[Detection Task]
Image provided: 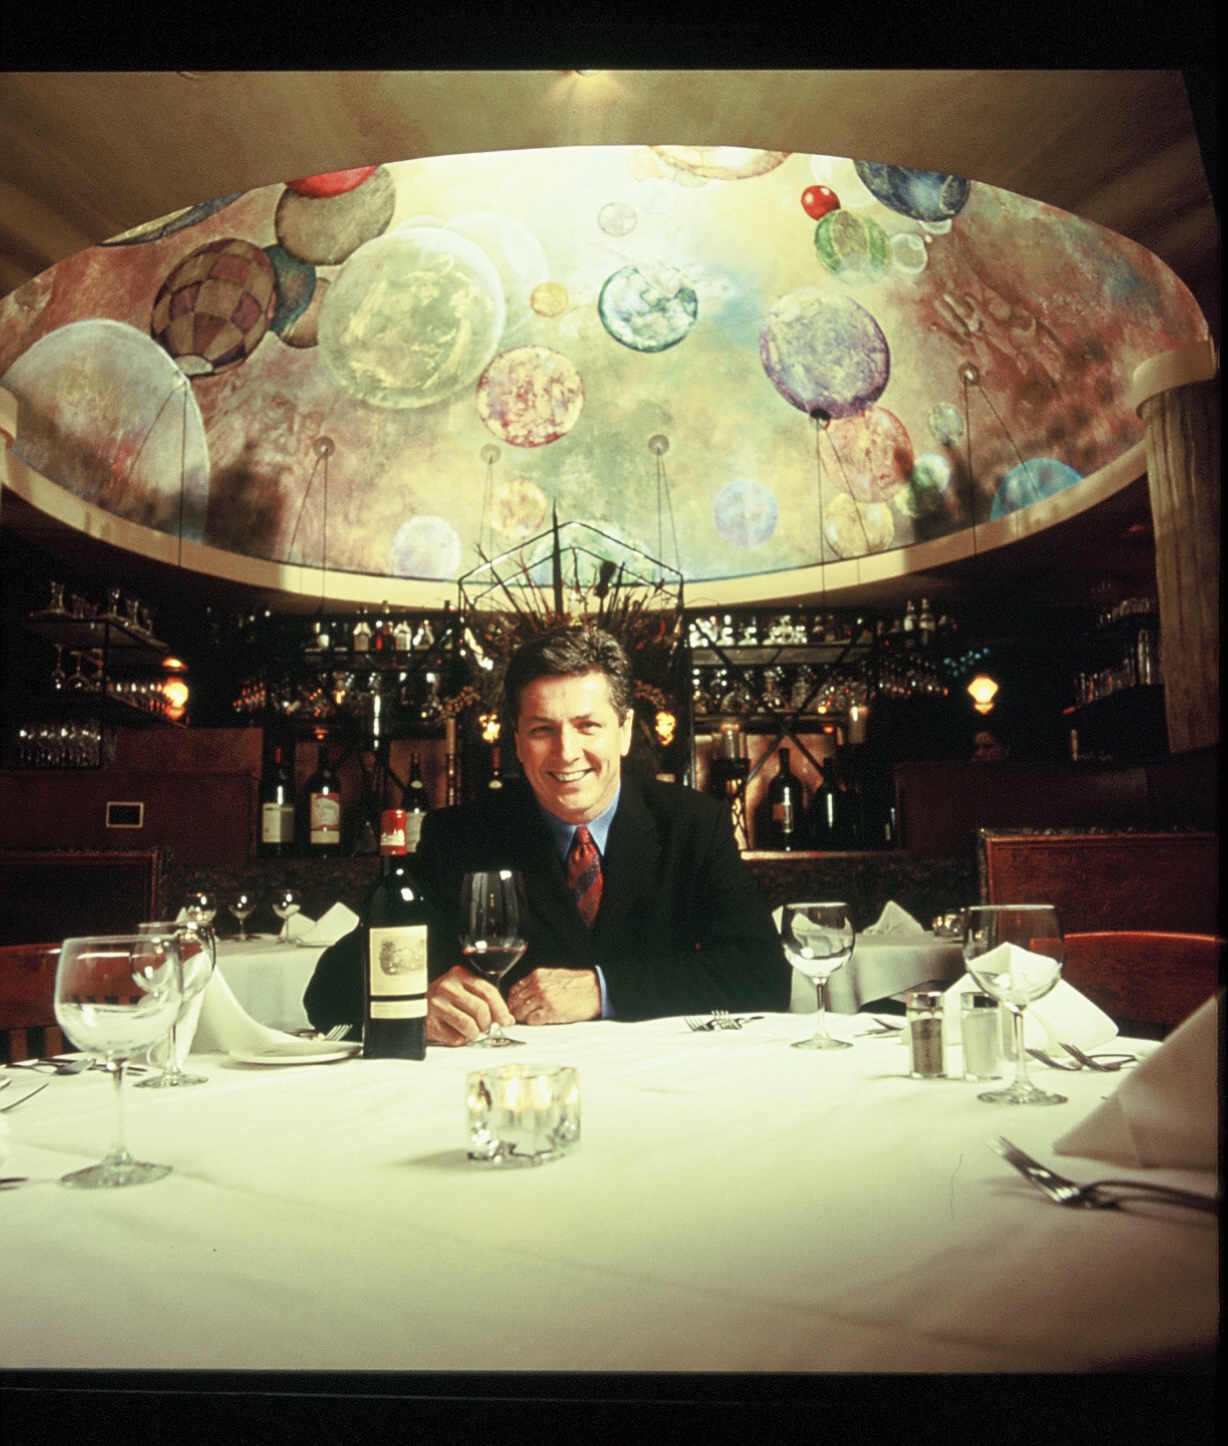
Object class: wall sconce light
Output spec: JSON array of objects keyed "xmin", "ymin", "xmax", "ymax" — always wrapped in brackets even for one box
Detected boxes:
[
  {"xmin": 479, "ymin": 712, "xmax": 501, "ymax": 744},
  {"xmin": 967, "ymin": 673, "xmax": 999, "ymax": 714},
  {"xmin": 161, "ymin": 671, "xmax": 189, "ymax": 720}
]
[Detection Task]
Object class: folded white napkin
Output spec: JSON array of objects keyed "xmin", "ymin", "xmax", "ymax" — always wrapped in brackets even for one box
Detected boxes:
[
  {"xmin": 863, "ymin": 900, "xmax": 925, "ymax": 935},
  {"xmin": 188, "ymin": 967, "xmax": 307, "ymax": 1055},
  {"xmin": 1054, "ymin": 992, "xmax": 1220, "ymax": 1169},
  {"xmin": 943, "ymin": 967, "xmax": 1118, "ymax": 1053},
  {"xmin": 292, "ymin": 902, "xmax": 360, "ymax": 946}
]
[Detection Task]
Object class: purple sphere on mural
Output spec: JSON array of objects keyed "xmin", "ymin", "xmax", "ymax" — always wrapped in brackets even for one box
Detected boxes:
[
  {"xmin": 713, "ymin": 478, "xmax": 779, "ymax": 549},
  {"xmin": 760, "ymin": 289, "xmax": 890, "ymax": 421}
]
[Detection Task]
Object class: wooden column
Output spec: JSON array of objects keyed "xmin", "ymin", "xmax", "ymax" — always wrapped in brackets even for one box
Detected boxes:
[{"xmin": 1133, "ymin": 343, "xmax": 1220, "ymax": 755}]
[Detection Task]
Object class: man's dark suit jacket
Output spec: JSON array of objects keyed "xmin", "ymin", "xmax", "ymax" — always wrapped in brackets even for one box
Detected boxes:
[{"xmin": 303, "ymin": 776, "xmax": 790, "ymax": 1031}]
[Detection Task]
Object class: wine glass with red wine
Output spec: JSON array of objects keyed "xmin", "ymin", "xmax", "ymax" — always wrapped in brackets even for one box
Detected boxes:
[{"xmin": 459, "ymin": 870, "xmax": 529, "ymax": 1048}]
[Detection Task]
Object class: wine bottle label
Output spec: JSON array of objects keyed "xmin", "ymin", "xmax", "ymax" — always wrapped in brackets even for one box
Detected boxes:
[
  {"xmin": 404, "ymin": 812, "xmax": 426, "ymax": 851},
  {"xmin": 261, "ymin": 803, "xmax": 295, "ymax": 844},
  {"xmin": 310, "ymin": 793, "xmax": 341, "ymax": 843},
  {"xmin": 367, "ymin": 925, "xmax": 428, "ymax": 1018},
  {"xmin": 772, "ymin": 800, "xmax": 794, "ymax": 827}
]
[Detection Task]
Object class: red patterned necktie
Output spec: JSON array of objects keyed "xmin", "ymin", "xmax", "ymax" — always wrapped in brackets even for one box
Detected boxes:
[{"xmin": 565, "ymin": 825, "xmax": 603, "ymax": 930}]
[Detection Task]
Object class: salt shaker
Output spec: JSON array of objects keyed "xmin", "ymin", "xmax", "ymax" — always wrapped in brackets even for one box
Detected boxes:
[
  {"xmin": 960, "ymin": 991, "xmax": 1003, "ymax": 1080},
  {"xmin": 906, "ymin": 990, "xmax": 946, "ymax": 1079}
]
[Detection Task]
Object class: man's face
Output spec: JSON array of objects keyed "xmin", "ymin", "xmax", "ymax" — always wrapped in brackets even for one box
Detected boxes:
[
  {"xmin": 972, "ymin": 730, "xmax": 1009, "ymax": 763},
  {"xmin": 513, "ymin": 671, "xmax": 633, "ymax": 824}
]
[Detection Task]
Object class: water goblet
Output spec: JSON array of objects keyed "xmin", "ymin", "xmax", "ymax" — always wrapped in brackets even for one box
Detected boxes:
[
  {"xmin": 135, "ymin": 921, "xmax": 216, "ymax": 1089},
  {"xmin": 962, "ymin": 904, "xmax": 1066, "ymax": 1105},
  {"xmin": 272, "ymin": 887, "xmax": 303, "ymax": 944},
  {"xmin": 459, "ymin": 870, "xmax": 529, "ymax": 1047},
  {"xmin": 228, "ymin": 890, "xmax": 256, "ymax": 941},
  {"xmin": 781, "ymin": 902, "xmax": 855, "ymax": 1050},
  {"xmin": 53, "ymin": 933, "xmax": 185, "ymax": 1187}
]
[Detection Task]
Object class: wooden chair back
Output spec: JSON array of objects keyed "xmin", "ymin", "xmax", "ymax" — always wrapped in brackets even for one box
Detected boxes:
[
  {"xmin": 0, "ymin": 941, "xmax": 65, "ymax": 1064},
  {"xmin": 977, "ymin": 830, "xmax": 1219, "ymax": 935},
  {"xmin": 1061, "ymin": 931, "xmax": 1222, "ymax": 1036}
]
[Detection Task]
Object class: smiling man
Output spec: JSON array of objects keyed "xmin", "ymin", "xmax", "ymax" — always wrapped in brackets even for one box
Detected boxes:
[{"xmin": 304, "ymin": 625, "xmax": 790, "ymax": 1045}]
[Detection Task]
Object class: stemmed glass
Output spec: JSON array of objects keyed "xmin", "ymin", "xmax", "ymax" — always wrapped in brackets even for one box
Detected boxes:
[
  {"xmin": 136, "ymin": 921, "xmax": 216, "ymax": 1089},
  {"xmin": 53, "ymin": 933, "xmax": 185, "ymax": 1187},
  {"xmin": 963, "ymin": 904, "xmax": 1066, "ymax": 1105},
  {"xmin": 184, "ymin": 891, "xmax": 218, "ymax": 930},
  {"xmin": 459, "ymin": 870, "xmax": 528, "ymax": 1047},
  {"xmin": 228, "ymin": 890, "xmax": 256, "ymax": 941},
  {"xmin": 272, "ymin": 887, "xmax": 303, "ymax": 944},
  {"xmin": 781, "ymin": 902, "xmax": 855, "ymax": 1050}
]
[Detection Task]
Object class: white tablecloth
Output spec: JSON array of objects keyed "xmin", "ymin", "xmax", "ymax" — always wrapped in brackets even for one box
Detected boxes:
[
  {"xmin": 213, "ymin": 937, "xmax": 327, "ymax": 1033},
  {"xmin": 792, "ymin": 933, "xmax": 965, "ymax": 1014},
  {"xmin": 0, "ymin": 1014, "xmax": 1216, "ymax": 1374}
]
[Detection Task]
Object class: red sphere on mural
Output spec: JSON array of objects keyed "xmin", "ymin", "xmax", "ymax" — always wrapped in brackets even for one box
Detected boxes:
[
  {"xmin": 151, "ymin": 238, "xmax": 276, "ymax": 376},
  {"xmin": 285, "ymin": 167, "xmax": 379, "ymax": 198},
  {"xmin": 801, "ymin": 185, "xmax": 840, "ymax": 221}
]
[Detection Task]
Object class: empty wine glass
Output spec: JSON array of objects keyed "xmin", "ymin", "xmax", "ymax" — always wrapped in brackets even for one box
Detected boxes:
[
  {"xmin": 53, "ymin": 933, "xmax": 185, "ymax": 1187},
  {"xmin": 184, "ymin": 891, "xmax": 218, "ymax": 929},
  {"xmin": 459, "ymin": 870, "xmax": 529, "ymax": 1047},
  {"xmin": 781, "ymin": 902, "xmax": 855, "ymax": 1050},
  {"xmin": 963, "ymin": 904, "xmax": 1066, "ymax": 1106},
  {"xmin": 228, "ymin": 890, "xmax": 256, "ymax": 941},
  {"xmin": 272, "ymin": 887, "xmax": 303, "ymax": 944},
  {"xmin": 135, "ymin": 921, "xmax": 216, "ymax": 1089}
]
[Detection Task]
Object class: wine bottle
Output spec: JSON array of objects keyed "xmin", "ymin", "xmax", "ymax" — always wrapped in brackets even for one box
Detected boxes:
[
  {"xmin": 258, "ymin": 743, "xmax": 296, "ymax": 858},
  {"xmin": 404, "ymin": 752, "xmax": 430, "ymax": 853},
  {"xmin": 362, "ymin": 808, "xmax": 428, "ymax": 1061},
  {"xmin": 766, "ymin": 746, "xmax": 804, "ymax": 852},
  {"xmin": 306, "ymin": 743, "xmax": 342, "ymax": 857},
  {"xmin": 808, "ymin": 759, "xmax": 839, "ymax": 850}
]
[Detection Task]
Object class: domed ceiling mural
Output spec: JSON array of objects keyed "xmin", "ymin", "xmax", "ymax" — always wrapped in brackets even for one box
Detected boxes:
[{"xmin": 0, "ymin": 145, "xmax": 1209, "ymax": 593}]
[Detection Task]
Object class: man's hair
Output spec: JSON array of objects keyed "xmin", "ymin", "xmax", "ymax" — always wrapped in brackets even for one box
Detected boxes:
[{"xmin": 503, "ymin": 626, "xmax": 634, "ymax": 726}]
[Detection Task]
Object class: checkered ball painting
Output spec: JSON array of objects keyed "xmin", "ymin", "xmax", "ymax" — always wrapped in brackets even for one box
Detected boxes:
[{"xmin": 151, "ymin": 238, "xmax": 276, "ymax": 376}]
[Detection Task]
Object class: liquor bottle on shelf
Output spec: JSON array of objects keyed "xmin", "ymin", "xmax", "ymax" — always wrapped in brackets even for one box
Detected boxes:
[
  {"xmin": 404, "ymin": 752, "xmax": 430, "ymax": 853},
  {"xmin": 487, "ymin": 744, "xmax": 505, "ymax": 792},
  {"xmin": 766, "ymin": 747, "xmax": 804, "ymax": 852},
  {"xmin": 393, "ymin": 616, "xmax": 413, "ymax": 659},
  {"xmin": 362, "ymin": 808, "xmax": 428, "ymax": 1061},
  {"xmin": 918, "ymin": 598, "xmax": 935, "ymax": 646},
  {"xmin": 305, "ymin": 742, "xmax": 342, "ymax": 857},
  {"xmin": 352, "ymin": 610, "xmax": 371, "ymax": 656},
  {"xmin": 808, "ymin": 759, "xmax": 840, "ymax": 850},
  {"xmin": 258, "ymin": 743, "xmax": 296, "ymax": 858},
  {"xmin": 902, "ymin": 599, "xmax": 917, "ymax": 646}
]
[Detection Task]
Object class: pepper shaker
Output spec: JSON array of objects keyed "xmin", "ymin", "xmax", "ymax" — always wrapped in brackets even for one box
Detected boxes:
[{"xmin": 906, "ymin": 990, "xmax": 946, "ymax": 1079}]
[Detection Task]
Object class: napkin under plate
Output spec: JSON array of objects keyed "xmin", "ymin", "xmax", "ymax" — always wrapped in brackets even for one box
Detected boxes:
[{"xmin": 229, "ymin": 1040, "xmax": 360, "ymax": 1066}]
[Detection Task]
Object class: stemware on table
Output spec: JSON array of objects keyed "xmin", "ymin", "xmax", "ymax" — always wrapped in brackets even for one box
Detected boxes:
[
  {"xmin": 962, "ymin": 903, "xmax": 1066, "ymax": 1106},
  {"xmin": 459, "ymin": 870, "xmax": 529, "ymax": 1048},
  {"xmin": 272, "ymin": 887, "xmax": 303, "ymax": 944},
  {"xmin": 228, "ymin": 890, "xmax": 256, "ymax": 941},
  {"xmin": 52, "ymin": 933, "xmax": 186, "ymax": 1187},
  {"xmin": 135, "ymin": 921, "xmax": 217, "ymax": 1089},
  {"xmin": 781, "ymin": 901, "xmax": 855, "ymax": 1050},
  {"xmin": 184, "ymin": 891, "xmax": 218, "ymax": 930}
]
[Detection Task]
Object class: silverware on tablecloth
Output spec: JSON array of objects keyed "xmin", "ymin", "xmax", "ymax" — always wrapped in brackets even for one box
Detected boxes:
[
  {"xmin": 1026, "ymin": 1046, "xmax": 1082, "ymax": 1072},
  {"xmin": 0, "ymin": 1177, "xmax": 29, "ymax": 1189},
  {"xmin": 1059, "ymin": 1042, "xmax": 1137, "ymax": 1072},
  {"xmin": 0, "ymin": 1081, "xmax": 50, "ymax": 1112},
  {"xmin": 989, "ymin": 1136, "xmax": 1218, "ymax": 1214},
  {"xmin": 686, "ymin": 1013, "xmax": 762, "ymax": 1032},
  {"xmin": 10, "ymin": 1055, "xmax": 96, "ymax": 1075}
]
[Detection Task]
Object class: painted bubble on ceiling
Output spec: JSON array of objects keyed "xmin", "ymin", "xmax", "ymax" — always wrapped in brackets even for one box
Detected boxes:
[{"xmin": 0, "ymin": 145, "xmax": 1208, "ymax": 589}]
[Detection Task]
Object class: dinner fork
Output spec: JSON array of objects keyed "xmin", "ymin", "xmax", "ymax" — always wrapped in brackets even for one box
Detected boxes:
[
  {"xmin": 0, "ymin": 1081, "xmax": 51, "ymax": 1112},
  {"xmin": 1059, "ymin": 1042, "xmax": 1136, "ymax": 1072},
  {"xmin": 989, "ymin": 1137, "xmax": 1219, "ymax": 1214},
  {"xmin": 685, "ymin": 1016, "xmax": 714, "ymax": 1032},
  {"xmin": 1026, "ymin": 1046, "xmax": 1082, "ymax": 1071}
]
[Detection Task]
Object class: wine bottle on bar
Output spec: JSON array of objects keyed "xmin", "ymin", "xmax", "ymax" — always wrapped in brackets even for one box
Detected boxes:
[
  {"xmin": 767, "ymin": 747, "xmax": 803, "ymax": 852},
  {"xmin": 362, "ymin": 808, "xmax": 428, "ymax": 1061},
  {"xmin": 258, "ymin": 743, "xmax": 296, "ymax": 858},
  {"xmin": 306, "ymin": 742, "xmax": 342, "ymax": 857},
  {"xmin": 404, "ymin": 752, "xmax": 430, "ymax": 853}
]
